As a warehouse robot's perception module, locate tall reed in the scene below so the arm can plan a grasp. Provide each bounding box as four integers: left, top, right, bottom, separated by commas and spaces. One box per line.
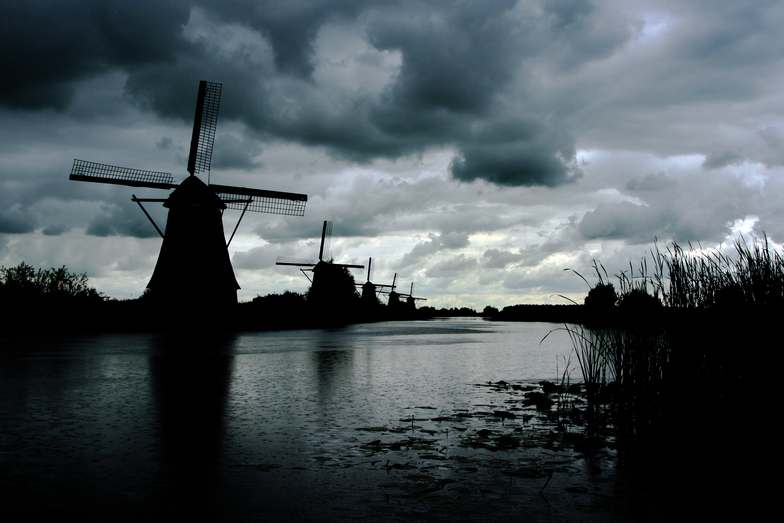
565, 234, 781, 437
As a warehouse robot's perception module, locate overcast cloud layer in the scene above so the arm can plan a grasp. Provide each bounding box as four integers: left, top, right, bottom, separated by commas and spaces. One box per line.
2, 0, 783, 308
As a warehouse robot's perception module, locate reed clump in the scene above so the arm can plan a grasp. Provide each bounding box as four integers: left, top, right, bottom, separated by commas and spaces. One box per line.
565, 235, 780, 446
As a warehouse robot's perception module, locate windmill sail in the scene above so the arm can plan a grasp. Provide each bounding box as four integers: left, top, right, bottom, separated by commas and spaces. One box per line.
276, 221, 364, 271
187, 81, 221, 177
70, 159, 175, 189
211, 184, 307, 216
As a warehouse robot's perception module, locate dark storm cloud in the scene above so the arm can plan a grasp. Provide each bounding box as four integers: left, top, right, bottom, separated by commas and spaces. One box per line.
196, 0, 382, 77
1, 0, 606, 189
366, 0, 519, 115
211, 134, 262, 170
0, 208, 36, 234
450, 131, 581, 187
86, 202, 162, 238
0, 0, 190, 110
42, 224, 69, 236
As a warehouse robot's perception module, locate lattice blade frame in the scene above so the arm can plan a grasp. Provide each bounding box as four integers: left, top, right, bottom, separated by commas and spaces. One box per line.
187, 81, 222, 176
211, 184, 307, 216
69, 159, 174, 189
276, 256, 317, 266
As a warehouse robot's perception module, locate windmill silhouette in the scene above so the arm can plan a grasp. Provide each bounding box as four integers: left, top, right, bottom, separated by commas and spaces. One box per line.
69, 81, 307, 308
401, 282, 427, 309
358, 257, 396, 305
276, 221, 364, 284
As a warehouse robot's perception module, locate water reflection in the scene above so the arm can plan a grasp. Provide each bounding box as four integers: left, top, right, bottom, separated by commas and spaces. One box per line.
1, 321, 579, 520
311, 327, 355, 406
147, 331, 237, 516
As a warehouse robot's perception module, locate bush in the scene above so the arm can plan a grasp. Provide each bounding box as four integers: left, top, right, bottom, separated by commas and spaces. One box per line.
0, 262, 103, 303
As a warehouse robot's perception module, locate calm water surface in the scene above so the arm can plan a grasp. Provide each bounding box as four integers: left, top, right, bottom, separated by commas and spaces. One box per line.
2, 319, 597, 521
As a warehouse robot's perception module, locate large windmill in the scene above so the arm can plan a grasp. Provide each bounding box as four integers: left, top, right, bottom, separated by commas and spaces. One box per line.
69, 81, 307, 308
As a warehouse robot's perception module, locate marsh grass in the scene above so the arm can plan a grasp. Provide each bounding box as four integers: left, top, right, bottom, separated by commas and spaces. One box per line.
564, 235, 779, 440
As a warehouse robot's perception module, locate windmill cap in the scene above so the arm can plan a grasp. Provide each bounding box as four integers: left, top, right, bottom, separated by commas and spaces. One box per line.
164, 176, 226, 210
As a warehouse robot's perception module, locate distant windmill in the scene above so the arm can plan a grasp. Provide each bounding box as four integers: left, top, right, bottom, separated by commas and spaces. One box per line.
276, 221, 364, 282
401, 282, 427, 309
277, 221, 364, 314
358, 257, 395, 304
387, 273, 401, 307
69, 81, 307, 308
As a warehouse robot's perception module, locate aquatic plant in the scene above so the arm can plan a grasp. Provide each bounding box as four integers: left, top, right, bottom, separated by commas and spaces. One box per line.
560, 234, 780, 438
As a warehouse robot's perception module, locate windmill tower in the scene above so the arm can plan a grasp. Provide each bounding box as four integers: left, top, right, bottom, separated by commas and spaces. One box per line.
69, 81, 307, 310
387, 273, 401, 307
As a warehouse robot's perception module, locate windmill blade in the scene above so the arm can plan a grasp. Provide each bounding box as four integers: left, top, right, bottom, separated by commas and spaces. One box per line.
334, 263, 365, 270
319, 221, 333, 262
211, 184, 307, 216
69, 159, 174, 189
187, 81, 222, 177
276, 256, 317, 266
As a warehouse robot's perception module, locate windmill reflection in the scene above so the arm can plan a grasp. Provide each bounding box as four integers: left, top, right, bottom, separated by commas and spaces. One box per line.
148, 332, 237, 514
312, 331, 354, 406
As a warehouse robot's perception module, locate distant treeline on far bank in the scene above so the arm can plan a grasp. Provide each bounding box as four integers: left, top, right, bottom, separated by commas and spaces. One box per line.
3, 234, 784, 333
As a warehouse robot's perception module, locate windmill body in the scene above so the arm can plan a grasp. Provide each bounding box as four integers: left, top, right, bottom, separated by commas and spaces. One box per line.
69, 81, 307, 310
146, 175, 239, 306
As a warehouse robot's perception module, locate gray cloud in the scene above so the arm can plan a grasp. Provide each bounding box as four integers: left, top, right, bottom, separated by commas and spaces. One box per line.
394, 231, 472, 271
212, 133, 262, 171
425, 254, 478, 279
86, 202, 162, 238
482, 248, 524, 269
42, 223, 69, 236
0, 207, 36, 234
1, 0, 191, 110
625, 171, 676, 192
703, 149, 744, 170
578, 202, 666, 244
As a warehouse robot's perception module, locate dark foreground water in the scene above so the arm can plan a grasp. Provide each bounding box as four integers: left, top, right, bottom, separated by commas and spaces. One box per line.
1, 320, 645, 521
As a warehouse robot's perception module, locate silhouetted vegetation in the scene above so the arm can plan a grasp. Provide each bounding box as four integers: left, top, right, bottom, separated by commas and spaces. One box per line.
418, 306, 479, 317
555, 236, 777, 507
494, 304, 584, 323
1, 262, 109, 333
1, 262, 103, 304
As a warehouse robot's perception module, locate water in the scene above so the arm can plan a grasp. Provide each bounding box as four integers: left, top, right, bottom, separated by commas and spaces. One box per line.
2, 319, 612, 521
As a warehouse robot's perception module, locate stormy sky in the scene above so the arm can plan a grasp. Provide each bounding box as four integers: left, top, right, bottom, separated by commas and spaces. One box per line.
2, 0, 783, 308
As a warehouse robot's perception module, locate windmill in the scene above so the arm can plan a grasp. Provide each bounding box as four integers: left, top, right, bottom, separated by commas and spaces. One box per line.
358, 257, 396, 305
401, 282, 427, 309
69, 81, 307, 309
386, 273, 401, 307
276, 220, 364, 282
276, 220, 365, 310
